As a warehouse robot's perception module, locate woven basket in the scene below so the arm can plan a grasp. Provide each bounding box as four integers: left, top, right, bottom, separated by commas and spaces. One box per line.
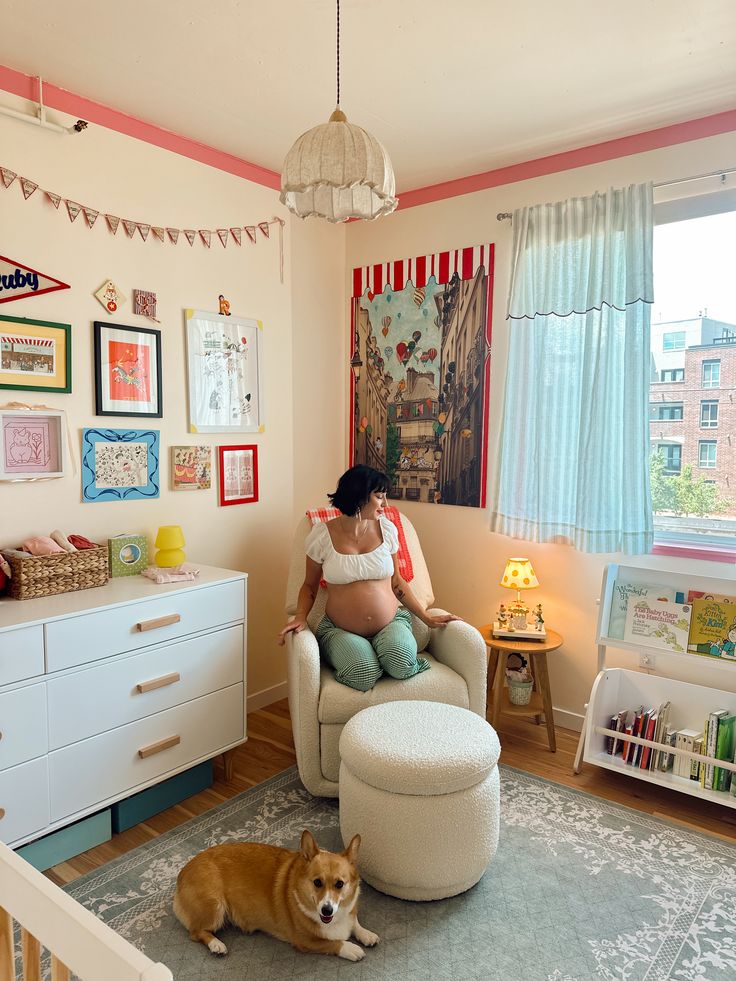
3, 547, 109, 600
507, 678, 534, 706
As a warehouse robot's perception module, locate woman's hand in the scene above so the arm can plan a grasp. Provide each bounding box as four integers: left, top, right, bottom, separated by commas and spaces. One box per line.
423, 613, 462, 628
277, 618, 308, 645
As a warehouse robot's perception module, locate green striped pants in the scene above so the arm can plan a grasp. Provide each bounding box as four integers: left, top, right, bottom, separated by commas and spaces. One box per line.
316, 607, 430, 692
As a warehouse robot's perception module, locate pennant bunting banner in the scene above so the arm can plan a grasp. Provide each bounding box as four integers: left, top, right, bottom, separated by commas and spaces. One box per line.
0, 254, 71, 304
230, 227, 242, 246
66, 200, 82, 223
83, 207, 99, 229
184, 229, 196, 246
258, 222, 270, 238
0, 168, 16, 189
137, 223, 151, 242
105, 214, 120, 234
152, 226, 165, 243
217, 228, 229, 248
46, 191, 61, 209
166, 228, 180, 245
122, 220, 137, 238
245, 226, 257, 244
20, 178, 38, 200
199, 230, 212, 248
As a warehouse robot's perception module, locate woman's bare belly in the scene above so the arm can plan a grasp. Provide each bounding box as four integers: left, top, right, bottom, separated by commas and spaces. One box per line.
325, 579, 399, 637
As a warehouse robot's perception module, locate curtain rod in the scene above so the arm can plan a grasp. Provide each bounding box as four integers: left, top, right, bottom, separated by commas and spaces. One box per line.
496, 167, 736, 221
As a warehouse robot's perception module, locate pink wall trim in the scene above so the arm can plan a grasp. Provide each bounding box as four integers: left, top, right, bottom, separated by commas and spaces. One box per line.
1, 64, 734, 204
651, 541, 736, 565
398, 109, 736, 211
0, 65, 281, 190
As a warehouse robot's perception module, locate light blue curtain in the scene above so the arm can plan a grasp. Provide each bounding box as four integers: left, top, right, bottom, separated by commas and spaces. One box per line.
490, 183, 654, 554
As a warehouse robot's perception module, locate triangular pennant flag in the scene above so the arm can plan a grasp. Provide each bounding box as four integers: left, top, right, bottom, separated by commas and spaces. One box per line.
217, 228, 229, 248
183, 229, 196, 246
105, 214, 120, 234
83, 207, 99, 228
45, 191, 61, 209
66, 200, 82, 223
20, 178, 38, 200
152, 226, 165, 243
245, 226, 257, 244
199, 230, 212, 248
137, 223, 151, 241
258, 221, 270, 238
230, 227, 242, 246
122, 219, 137, 238
166, 228, 180, 245
0, 168, 17, 189
0, 254, 70, 304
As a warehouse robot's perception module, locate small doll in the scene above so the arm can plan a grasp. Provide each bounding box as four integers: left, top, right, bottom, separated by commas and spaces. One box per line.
534, 603, 545, 631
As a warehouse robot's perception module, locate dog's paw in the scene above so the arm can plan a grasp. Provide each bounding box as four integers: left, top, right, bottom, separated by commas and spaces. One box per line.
208, 938, 228, 956
355, 926, 380, 947
339, 941, 365, 961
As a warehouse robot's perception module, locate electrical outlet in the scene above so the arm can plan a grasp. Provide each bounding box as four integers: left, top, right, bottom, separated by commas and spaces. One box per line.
639, 652, 655, 670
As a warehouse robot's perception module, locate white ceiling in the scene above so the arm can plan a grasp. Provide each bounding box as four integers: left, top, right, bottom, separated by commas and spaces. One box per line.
2, 0, 735, 192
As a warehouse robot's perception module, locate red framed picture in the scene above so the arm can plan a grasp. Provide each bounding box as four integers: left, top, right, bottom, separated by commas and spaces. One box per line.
218, 444, 259, 505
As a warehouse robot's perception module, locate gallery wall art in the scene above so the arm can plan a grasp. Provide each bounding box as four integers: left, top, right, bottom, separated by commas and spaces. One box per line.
218, 444, 258, 505
171, 445, 212, 490
185, 310, 264, 434
0, 314, 71, 393
81, 427, 160, 502
94, 321, 162, 417
350, 244, 494, 508
0, 408, 66, 480
0, 254, 70, 304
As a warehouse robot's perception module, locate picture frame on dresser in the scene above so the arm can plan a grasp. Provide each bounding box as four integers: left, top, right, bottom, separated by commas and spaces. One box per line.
0, 314, 71, 393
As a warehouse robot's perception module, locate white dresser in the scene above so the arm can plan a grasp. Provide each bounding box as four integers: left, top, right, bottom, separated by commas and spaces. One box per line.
0, 566, 247, 848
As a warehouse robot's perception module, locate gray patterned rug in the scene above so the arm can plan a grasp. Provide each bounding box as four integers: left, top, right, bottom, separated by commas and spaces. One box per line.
64, 766, 736, 981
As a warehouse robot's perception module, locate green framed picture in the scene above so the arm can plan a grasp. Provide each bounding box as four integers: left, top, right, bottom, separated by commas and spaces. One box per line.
0, 314, 72, 393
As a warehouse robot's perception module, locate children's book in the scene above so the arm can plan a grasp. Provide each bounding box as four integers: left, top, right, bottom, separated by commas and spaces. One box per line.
714, 714, 736, 791
687, 599, 736, 659
608, 581, 682, 640
704, 710, 728, 789
623, 599, 692, 653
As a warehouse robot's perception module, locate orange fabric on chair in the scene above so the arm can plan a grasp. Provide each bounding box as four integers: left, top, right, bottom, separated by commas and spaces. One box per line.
305, 506, 414, 584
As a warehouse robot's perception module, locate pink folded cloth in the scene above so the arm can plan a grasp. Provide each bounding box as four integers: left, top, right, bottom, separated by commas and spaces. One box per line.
142, 563, 200, 584
21, 536, 65, 556
67, 535, 100, 550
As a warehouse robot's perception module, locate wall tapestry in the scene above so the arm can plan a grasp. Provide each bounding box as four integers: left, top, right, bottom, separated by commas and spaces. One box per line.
350, 244, 494, 507
185, 310, 264, 434
81, 427, 160, 502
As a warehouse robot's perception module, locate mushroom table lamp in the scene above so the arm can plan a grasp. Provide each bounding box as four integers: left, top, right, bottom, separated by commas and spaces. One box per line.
154, 525, 186, 568
500, 557, 540, 630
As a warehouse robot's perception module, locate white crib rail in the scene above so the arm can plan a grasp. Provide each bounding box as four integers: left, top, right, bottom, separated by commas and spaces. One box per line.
0, 841, 172, 981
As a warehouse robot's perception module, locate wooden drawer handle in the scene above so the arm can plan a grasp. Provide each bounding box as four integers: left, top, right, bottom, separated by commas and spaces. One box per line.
138, 734, 180, 759
135, 613, 181, 632
136, 671, 180, 694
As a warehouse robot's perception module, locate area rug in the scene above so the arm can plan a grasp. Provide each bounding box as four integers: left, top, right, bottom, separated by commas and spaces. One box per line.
64, 766, 736, 981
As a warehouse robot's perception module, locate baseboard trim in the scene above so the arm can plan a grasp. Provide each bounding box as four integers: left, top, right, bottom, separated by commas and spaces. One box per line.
247, 682, 288, 713
553, 707, 584, 732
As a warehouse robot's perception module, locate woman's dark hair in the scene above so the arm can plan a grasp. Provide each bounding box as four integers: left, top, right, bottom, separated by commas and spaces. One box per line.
328, 465, 390, 516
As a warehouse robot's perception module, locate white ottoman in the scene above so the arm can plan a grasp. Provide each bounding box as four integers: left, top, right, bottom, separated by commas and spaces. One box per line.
338, 700, 501, 901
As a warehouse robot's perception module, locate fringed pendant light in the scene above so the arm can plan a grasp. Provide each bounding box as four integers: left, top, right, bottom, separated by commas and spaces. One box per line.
280, 0, 398, 222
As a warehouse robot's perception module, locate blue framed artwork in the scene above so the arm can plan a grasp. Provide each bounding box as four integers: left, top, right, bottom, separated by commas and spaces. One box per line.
81, 428, 160, 502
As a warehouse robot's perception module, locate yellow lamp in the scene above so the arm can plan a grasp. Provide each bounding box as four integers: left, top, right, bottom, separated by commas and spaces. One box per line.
500, 557, 539, 628
154, 525, 186, 568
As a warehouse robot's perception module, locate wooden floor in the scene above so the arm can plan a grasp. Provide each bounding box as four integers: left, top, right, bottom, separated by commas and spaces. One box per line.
46, 698, 736, 887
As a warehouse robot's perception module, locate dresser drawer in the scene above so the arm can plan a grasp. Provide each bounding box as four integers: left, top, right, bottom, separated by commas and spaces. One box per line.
45, 579, 245, 672
0, 757, 50, 846
49, 683, 244, 821
0, 625, 44, 685
0, 683, 47, 768
47, 625, 243, 749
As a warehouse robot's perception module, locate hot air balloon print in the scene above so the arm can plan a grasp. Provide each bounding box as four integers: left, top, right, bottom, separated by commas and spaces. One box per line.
412, 330, 422, 342
413, 348, 423, 362
384, 346, 393, 357
396, 341, 407, 363
413, 287, 425, 307
426, 347, 438, 362
381, 315, 392, 338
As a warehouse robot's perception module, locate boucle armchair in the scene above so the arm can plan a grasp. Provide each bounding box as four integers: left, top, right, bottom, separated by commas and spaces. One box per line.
284, 510, 487, 797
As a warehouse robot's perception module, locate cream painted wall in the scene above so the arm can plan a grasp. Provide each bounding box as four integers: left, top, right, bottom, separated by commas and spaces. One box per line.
346, 131, 736, 729
0, 94, 342, 706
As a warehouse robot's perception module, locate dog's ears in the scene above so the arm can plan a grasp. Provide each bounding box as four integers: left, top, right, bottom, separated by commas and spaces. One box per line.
344, 834, 361, 863
300, 829, 319, 862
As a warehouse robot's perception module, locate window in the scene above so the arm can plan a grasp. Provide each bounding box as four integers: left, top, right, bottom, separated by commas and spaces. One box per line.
699, 441, 717, 468
663, 330, 686, 351
702, 360, 721, 389
700, 400, 719, 428
651, 200, 736, 553
650, 402, 683, 421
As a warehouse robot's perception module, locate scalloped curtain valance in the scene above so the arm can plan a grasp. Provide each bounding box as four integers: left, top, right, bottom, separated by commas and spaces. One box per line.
507, 183, 654, 321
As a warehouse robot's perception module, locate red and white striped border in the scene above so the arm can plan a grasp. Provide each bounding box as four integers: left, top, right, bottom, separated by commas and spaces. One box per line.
1, 335, 53, 347
352, 244, 491, 298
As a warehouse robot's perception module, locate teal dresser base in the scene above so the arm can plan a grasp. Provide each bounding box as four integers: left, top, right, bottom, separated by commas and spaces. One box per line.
111, 760, 214, 833
17, 810, 112, 872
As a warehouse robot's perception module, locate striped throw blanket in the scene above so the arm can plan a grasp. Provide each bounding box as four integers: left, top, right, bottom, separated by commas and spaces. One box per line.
305, 505, 414, 584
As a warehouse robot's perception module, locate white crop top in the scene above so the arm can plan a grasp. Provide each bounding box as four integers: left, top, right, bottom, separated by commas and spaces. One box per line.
305, 516, 398, 585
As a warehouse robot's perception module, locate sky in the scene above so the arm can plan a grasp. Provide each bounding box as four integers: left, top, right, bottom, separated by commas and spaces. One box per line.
652, 210, 736, 327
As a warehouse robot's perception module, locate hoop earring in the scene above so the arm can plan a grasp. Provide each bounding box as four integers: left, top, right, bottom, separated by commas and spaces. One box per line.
357, 509, 362, 521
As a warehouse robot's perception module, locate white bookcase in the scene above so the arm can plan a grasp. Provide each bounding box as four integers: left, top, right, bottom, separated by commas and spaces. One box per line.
575, 562, 736, 809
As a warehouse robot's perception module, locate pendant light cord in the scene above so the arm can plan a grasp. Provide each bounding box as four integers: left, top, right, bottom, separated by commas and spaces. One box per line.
336, 0, 340, 108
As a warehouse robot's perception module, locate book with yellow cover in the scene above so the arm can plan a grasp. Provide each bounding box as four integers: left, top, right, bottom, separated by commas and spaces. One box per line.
687, 598, 736, 659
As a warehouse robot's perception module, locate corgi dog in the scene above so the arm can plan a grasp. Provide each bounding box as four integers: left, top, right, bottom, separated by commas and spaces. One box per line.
173, 830, 379, 961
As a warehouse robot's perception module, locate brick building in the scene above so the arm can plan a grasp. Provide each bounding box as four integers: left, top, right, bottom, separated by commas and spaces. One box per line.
650, 316, 736, 513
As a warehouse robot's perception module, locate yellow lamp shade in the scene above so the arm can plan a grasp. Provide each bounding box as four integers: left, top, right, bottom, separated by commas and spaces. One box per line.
500, 557, 539, 591
154, 525, 186, 568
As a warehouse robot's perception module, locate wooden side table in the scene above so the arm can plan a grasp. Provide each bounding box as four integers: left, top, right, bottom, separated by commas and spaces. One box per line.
479, 625, 563, 752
